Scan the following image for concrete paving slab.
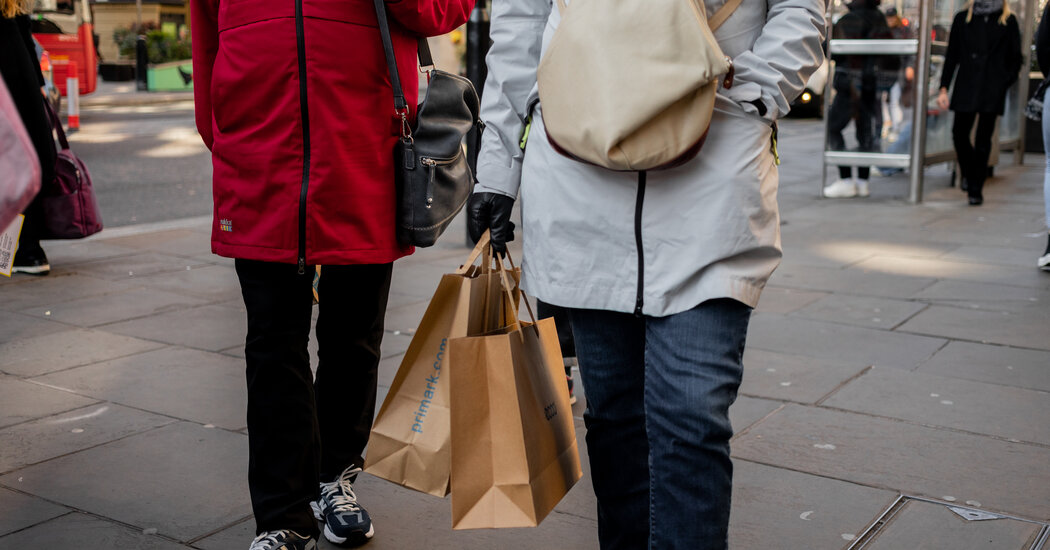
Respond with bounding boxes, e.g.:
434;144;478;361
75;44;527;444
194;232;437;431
730;396;782;434
0;274;134;312
0;403;173;473
39;240;140;266
940;244;1043;268
0;328;163;377
35;347;246;430
910;279;1049;313
0;487;69;536
0;376;98;429
917;341;1050;392
390;260;456;300
18;287;208;328
0;311;68;345
747;313;946;369
767;263;938;299
96;229;213;259
863;499;1042;549
69;252;214;281
740;349;869;404
851;256;1050;290
0;422;250;543
103;304;246;352
382;299;430;334
133;264;241;302
0;512;195;549
791;294;928;330
823;367;1050;445
754;286;829;314
897;305;1050;351
731;404;1050;520
729;460;898;550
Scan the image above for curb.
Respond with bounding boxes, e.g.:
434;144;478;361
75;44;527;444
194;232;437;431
81;92;194;108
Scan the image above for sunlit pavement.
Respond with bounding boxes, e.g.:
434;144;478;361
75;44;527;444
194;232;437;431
2;96;1049;548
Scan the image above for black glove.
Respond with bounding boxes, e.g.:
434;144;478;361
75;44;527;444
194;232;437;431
467;192;516;255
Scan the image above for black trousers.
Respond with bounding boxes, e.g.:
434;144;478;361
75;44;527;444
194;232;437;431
952;111;998;198
235;259;392;537
827;73;880;181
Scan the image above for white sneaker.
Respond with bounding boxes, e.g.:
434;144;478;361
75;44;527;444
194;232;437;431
823;178;857;198
1038;252;1050;271
855;180;870;197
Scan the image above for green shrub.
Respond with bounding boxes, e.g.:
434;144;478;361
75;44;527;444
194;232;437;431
114;22;191;63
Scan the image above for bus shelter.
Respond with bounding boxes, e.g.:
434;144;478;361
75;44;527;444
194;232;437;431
821;0;1039;202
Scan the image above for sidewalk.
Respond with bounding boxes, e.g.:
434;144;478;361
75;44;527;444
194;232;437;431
2;119;1049;549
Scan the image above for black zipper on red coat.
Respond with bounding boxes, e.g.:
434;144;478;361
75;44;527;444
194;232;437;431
633;171;646;317
294;0;310;275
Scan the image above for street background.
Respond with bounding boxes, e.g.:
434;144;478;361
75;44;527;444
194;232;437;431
0;81;1049;549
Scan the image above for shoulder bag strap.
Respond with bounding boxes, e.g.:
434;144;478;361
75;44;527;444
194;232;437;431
371;0;408;115
42;98;70;152
708;0;744;31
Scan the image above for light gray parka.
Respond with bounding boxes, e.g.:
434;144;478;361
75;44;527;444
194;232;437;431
475;0;827;317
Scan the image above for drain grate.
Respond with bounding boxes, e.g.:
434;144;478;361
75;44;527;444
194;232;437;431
848;495;1050;550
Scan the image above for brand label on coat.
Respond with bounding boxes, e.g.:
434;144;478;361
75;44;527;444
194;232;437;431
412;338;446;434
219;218;233;232
0;214;25;277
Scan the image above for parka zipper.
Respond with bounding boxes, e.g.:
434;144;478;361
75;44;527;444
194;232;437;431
633;171;646;317
294;0;311;274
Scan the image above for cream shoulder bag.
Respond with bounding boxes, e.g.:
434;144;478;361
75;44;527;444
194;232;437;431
537;0;743;171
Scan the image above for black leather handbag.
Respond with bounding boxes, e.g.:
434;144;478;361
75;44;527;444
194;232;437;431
372;0;482;247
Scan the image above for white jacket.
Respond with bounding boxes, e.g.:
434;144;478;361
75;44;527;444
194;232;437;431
475;0;827;316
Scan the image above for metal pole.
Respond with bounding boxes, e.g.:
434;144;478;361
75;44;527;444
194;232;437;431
908;0;934;203
465;2;490;173
1015;0;1037;165
464;1;490;245
136;35;148;91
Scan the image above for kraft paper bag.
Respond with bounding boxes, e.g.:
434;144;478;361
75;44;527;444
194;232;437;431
364;232;517;496
448;262;582;529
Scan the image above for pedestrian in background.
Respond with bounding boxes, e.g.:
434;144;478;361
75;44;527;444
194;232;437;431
1036;0;1050;270
823;0;892;199
191;0;472;548
936;0;1021;206
467;0;825;546
1;0;57;275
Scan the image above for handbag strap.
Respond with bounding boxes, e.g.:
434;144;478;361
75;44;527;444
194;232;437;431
555;0;742;32
42;98;70;152
371;0;436;124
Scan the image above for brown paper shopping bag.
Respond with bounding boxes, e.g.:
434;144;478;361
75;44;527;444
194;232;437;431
364;232;517;496
448;256;583;529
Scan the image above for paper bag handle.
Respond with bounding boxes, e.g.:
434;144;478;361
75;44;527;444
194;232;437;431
455;230;492;275
494;249;538;339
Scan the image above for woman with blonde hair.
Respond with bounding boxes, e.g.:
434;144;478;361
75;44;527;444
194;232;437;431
936;0;1022;205
2;0;56;274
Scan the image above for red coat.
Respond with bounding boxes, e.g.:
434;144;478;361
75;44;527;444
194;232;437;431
192;0;473;267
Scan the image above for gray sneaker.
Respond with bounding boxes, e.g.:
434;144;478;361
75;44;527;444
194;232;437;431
248;530;316;550
311;467;375;547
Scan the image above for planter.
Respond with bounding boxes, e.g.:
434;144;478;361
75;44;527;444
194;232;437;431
146;59;193;92
99;62;136;82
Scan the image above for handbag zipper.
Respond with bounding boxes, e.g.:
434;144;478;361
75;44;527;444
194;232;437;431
294;0;311;274
419;152;462;209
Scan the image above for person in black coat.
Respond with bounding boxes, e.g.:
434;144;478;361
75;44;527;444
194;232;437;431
823;0;893;199
937;0;1022;206
1;0;56;274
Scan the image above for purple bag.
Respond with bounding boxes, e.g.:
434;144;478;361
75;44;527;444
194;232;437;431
41;101;102;239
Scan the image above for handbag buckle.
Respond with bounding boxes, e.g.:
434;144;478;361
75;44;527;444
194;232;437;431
397;109;413;141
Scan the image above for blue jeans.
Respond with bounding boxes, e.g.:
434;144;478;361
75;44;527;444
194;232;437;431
569;298;751;550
